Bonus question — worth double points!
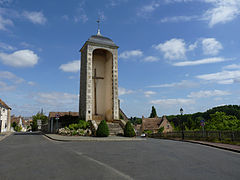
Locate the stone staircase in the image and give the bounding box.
[107,122,124,136]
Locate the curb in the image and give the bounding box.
[184,140,240,153]
[0,132,12,142]
[42,133,145,142]
[151,137,240,153]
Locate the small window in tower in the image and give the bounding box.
[88,111,91,114]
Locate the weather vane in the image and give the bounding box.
[97,18,101,35]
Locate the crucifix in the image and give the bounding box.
[92,68,104,115]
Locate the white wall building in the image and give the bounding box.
[0,99,11,133]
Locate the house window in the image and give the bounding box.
[3,109,5,112]
[167,124,170,129]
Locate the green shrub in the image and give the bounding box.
[71,130,77,136]
[96,120,109,137]
[14,125,22,132]
[158,127,164,133]
[69,123,78,130]
[78,120,90,130]
[68,121,90,130]
[124,121,136,137]
[143,130,153,135]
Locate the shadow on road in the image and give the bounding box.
[14,132,42,136]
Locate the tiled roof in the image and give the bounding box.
[49,112,79,118]
[0,98,11,110]
[142,116,163,130]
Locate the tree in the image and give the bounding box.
[149,106,157,118]
[31,112,48,131]
[124,121,136,137]
[205,112,240,131]
[96,120,109,137]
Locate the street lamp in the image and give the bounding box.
[180,108,184,140]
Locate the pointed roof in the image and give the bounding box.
[0,98,11,110]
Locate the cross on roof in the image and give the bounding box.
[97,19,101,36]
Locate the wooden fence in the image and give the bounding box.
[150,131,240,142]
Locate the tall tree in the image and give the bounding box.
[149,106,157,118]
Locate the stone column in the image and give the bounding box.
[112,49,119,120]
[85,46,93,121]
[7,109,11,132]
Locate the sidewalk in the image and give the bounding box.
[0,132,12,142]
[185,140,240,153]
[43,133,146,142]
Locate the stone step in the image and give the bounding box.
[107,122,123,136]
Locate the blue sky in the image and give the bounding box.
[0,0,240,117]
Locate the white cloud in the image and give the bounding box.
[23,11,47,25]
[173,57,227,66]
[74,2,88,23]
[74,14,88,23]
[0,71,24,84]
[107,0,128,7]
[149,80,198,88]
[0,49,39,67]
[164,0,193,3]
[0,42,15,50]
[188,41,198,51]
[150,98,195,105]
[119,50,143,59]
[188,90,230,98]
[35,92,78,106]
[28,81,35,86]
[0,0,12,5]
[0,81,15,91]
[223,64,240,70]
[118,87,134,96]
[0,15,13,30]
[155,38,186,60]
[196,70,240,84]
[144,91,156,97]
[143,56,159,62]
[137,1,160,17]
[202,38,223,55]
[59,60,80,73]
[0,71,27,91]
[160,15,198,23]
[203,0,240,27]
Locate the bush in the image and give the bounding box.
[158,127,164,133]
[143,130,153,135]
[124,121,136,137]
[69,123,78,130]
[68,121,90,130]
[71,130,77,136]
[14,125,22,132]
[96,120,109,137]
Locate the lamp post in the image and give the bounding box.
[180,108,184,140]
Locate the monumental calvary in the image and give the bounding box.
[79,26,120,122]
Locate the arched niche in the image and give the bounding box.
[92,48,113,121]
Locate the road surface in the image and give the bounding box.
[0,132,239,180]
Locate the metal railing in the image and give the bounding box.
[150,130,240,142]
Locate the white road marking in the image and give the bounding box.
[74,151,134,180]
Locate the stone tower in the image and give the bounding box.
[79,30,119,122]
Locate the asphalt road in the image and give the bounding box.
[0,132,239,180]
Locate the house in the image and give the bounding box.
[0,98,11,133]
[11,116,31,132]
[48,112,79,133]
[141,115,173,134]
